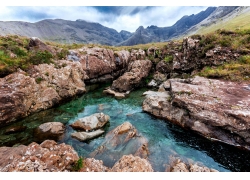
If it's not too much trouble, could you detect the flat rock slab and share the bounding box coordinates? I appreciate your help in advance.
[70,113,110,131]
[143,76,250,150]
[71,129,105,142]
[103,88,127,99]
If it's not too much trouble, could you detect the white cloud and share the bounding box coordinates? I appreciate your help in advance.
[0,6,211,32]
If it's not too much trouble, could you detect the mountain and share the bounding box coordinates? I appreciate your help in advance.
[118,7,216,46]
[0,6,247,46]
[0,19,128,46]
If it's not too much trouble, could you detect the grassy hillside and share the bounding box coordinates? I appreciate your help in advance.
[195,9,250,35]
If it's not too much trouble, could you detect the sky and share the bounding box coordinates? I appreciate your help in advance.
[0,1,249,33]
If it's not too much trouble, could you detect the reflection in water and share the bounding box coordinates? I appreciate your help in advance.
[0,85,250,172]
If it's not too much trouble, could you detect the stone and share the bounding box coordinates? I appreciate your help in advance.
[34,122,65,142]
[80,158,108,172]
[0,60,86,126]
[70,113,110,131]
[111,60,152,92]
[110,155,153,172]
[143,76,250,150]
[90,122,149,167]
[71,129,105,142]
[0,140,79,172]
[103,87,127,99]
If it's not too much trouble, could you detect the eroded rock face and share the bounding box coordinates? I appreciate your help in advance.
[172,37,240,73]
[110,155,153,172]
[0,60,86,126]
[143,76,250,150]
[90,121,149,167]
[110,60,152,92]
[68,47,130,83]
[70,113,110,131]
[0,140,79,172]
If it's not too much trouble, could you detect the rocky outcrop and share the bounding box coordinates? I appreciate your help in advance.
[70,113,110,131]
[67,47,130,83]
[28,37,57,56]
[143,76,250,150]
[110,155,153,172]
[0,140,79,172]
[34,122,65,142]
[0,60,86,126]
[71,129,105,142]
[147,71,167,88]
[172,37,240,73]
[110,60,152,93]
[81,155,153,172]
[103,88,127,99]
[90,122,149,167]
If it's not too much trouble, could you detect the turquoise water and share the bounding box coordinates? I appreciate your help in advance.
[0,85,250,172]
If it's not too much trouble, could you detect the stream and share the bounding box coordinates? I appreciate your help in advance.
[0,84,250,172]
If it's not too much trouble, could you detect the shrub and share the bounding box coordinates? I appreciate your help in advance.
[35,77,43,84]
[164,55,173,63]
[29,51,53,65]
[72,157,84,171]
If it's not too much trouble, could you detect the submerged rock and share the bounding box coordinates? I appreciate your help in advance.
[0,140,79,172]
[143,76,250,150]
[34,122,65,142]
[90,121,149,167]
[70,113,110,131]
[71,129,105,142]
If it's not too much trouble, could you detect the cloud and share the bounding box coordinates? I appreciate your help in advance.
[0,6,209,32]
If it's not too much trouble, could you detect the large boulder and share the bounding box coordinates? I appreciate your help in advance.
[110,155,153,172]
[143,76,250,150]
[28,37,57,56]
[70,113,110,131]
[0,140,79,172]
[166,156,218,172]
[68,47,130,83]
[90,122,149,167]
[110,60,152,92]
[0,60,86,126]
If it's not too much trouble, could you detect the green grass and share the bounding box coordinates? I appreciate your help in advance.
[198,55,250,82]
[195,10,250,35]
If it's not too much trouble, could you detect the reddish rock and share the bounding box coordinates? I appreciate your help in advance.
[0,60,86,126]
[143,76,250,150]
[110,60,152,92]
[28,37,57,56]
[0,140,79,172]
[80,158,109,172]
[130,49,146,61]
[68,47,130,83]
[110,155,153,172]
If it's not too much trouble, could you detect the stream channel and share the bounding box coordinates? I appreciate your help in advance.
[0,84,250,172]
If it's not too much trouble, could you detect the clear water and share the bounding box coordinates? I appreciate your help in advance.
[0,85,250,172]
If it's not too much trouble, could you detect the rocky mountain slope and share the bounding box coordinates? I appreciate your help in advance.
[179,6,250,38]
[0,19,132,46]
[118,7,216,46]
